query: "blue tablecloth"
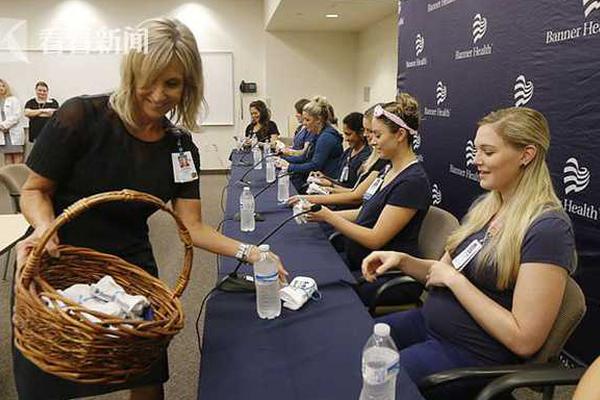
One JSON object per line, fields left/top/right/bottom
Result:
{"left": 197, "top": 152, "right": 424, "bottom": 400}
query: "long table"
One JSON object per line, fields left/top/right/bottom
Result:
{"left": 197, "top": 152, "right": 424, "bottom": 400}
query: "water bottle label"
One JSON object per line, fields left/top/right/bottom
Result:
{"left": 364, "top": 358, "right": 400, "bottom": 384}
{"left": 255, "top": 271, "right": 278, "bottom": 283}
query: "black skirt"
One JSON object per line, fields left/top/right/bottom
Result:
{"left": 11, "top": 251, "right": 169, "bottom": 400}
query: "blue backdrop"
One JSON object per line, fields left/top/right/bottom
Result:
{"left": 397, "top": 0, "right": 600, "bottom": 364}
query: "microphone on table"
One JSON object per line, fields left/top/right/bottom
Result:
{"left": 236, "top": 153, "right": 279, "bottom": 186}
{"left": 233, "top": 136, "right": 260, "bottom": 166}
{"left": 232, "top": 170, "right": 297, "bottom": 222}
{"left": 218, "top": 204, "right": 323, "bottom": 293}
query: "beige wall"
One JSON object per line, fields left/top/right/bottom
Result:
{"left": 265, "top": 31, "right": 357, "bottom": 137}
{"left": 355, "top": 13, "right": 398, "bottom": 112}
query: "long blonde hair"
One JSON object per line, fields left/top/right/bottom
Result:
{"left": 446, "top": 107, "right": 568, "bottom": 290}
{"left": 109, "top": 17, "right": 204, "bottom": 131}
{"left": 0, "top": 78, "right": 13, "bottom": 98}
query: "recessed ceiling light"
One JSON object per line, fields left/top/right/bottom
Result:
{"left": 325, "top": 14, "right": 339, "bottom": 18}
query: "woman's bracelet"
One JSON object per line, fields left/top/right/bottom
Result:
{"left": 235, "top": 243, "right": 254, "bottom": 263}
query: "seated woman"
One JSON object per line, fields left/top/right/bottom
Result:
{"left": 362, "top": 107, "right": 576, "bottom": 395}
{"left": 277, "top": 96, "right": 343, "bottom": 191}
{"left": 316, "top": 112, "right": 371, "bottom": 190}
{"left": 287, "top": 104, "right": 388, "bottom": 208}
{"left": 244, "top": 100, "right": 279, "bottom": 143}
{"left": 305, "top": 94, "right": 431, "bottom": 273}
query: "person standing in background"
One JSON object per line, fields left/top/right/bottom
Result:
{"left": 0, "top": 78, "right": 25, "bottom": 164}
{"left": 24, "top": 81, "right": 60, "bottom": 143}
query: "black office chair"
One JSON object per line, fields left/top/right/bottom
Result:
{"left": 0, "top": 163, "right": 30, "bottom": 280}
{"left": 419, "top": 277, "right": 586, "bottom": 400}
{"left": 366, "top": 206, "right": 459, "bottom": 315}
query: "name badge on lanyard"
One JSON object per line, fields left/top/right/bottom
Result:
{"left": 339, "top": 153, "right": 352, "bottom": 182}
{"left": 451, "top": 221, "right": 499, "bottom": 271}
{"left": 171, "top": 135, "right": 198, "bottom": 183}
{"left": 363, "top": 165, "right": 390, "bottom": 201}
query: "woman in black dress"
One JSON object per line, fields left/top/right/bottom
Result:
{"left": 14, "top": 17, "right": 286, "bottom": 400}
{"left": 244, "top": 100, "right": 279, "bottom": 143}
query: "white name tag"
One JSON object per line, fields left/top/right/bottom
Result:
{"left": 452, "top": 239, "right": 483, "bottom": 271}
{"left": 172, "top": 151, "right": 198, "bottom": 183}
{"left": 339, "top": 165, "right": 349, "bottom": 182}
{"left": 363, "top": 177, "right": 383, "bottom": 201}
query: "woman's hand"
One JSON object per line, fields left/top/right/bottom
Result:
{"left": 316, "top": 178, "right": 333, "bottom": 187}
{"left": 361, "top": 251, "right": 404, "bottom": 283}
{"left": 425, "top": 261, "right": 462, "bottom": 289}
{"left": 14, "top": 224, "right": 59, "bottom": 286}
{"left": 247, "top": 246, "right": 289, "bottom": 284}
{"left": 275, "top": 158, "right": 289, "bottom": 169}
{"left": 287, "top": 195, "right": 302, "bottom": 206}
{"left": 305, "top": 205, "right": 333, "bottom": 223}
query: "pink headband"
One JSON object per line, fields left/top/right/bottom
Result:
{"left": 373, "top": 104, "right": 418, "bottom": 136}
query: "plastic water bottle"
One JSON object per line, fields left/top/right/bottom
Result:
{"left": 253, "top": 244, "right": 281, "bottom": 319}
{"left": 240, "top": 187, "right": 255, "bottom": 232}
{"left": 253, "top": 146, "right": 262, "bottom": 170}
{"left": 266, "top": 157, "right": 276, "bottom": 183}
{"left": 359, "top": 323, "right": 400, "bottom": 400}
{"left": 277, "top": 168, "right": 290, "bottom": 203}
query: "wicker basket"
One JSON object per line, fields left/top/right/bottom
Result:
{"left": 13, "top": 189, "right": 193, "bottom": 384}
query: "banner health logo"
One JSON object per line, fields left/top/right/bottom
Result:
{"left": 473, "top": 14, "right": 487, "bottom": 43}
{"left": 562, "top": 157, "right": 597, "bottom": 220}
{"left": 424, "top": 81, "right": 450, "bottom": 118}
{"left": 432, "top": 184, "right": 442, "bottom": 205}
{"left": 455, "top": 13, "right": 493, "bottom": 60}
{"left": 514, "top": 75, "right": 534, "bottom": 107}
{"left": 465, "top": 139, "right": 476, "bottom": 166}
{"left": 545, "top": 0, "right": 600, "bottom": 44}
{"left": 406, "top": 33, "right": 428, "bottom": 69}
{"left": 0, "top": 18, "right": 28, "bottom": 63}
{"left": 449, "top": 139, "right": 480, "bottom": 182}
{"left": 436, "top": 81, "right": 447, "bottom": 105}
{"left": 427, "top": 0, "right": 458, "bottom": 13}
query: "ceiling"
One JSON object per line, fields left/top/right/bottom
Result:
{"left": 266, "top": 0, "right": 397, "bottom": 32}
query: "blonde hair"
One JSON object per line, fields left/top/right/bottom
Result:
{"left": 446, "top": 107, "right": 569, "bottom": 290}
{"left": 109, "top": 17, "right": 204, "bottom": 131}
{"left": 303, "top": 96, "right": 333, "bottom": 125}
{"left": 0, "top": 78, "right": 13, "bottom": 98}
{"left": 358, "top": 104, "right": 380, "bottom": 175}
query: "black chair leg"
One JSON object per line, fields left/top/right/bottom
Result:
{"left": 542, "top": 386, "right": 555, "bottom": 400}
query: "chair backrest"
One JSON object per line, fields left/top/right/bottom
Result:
{"left": 531, "top": 276, "right": 586, "bottom": 364}
{"left": 418, "top": 206, "right": 460, "bottom": 260}
{"left": 0, "top": 164, "right": 30, "bottom": 212}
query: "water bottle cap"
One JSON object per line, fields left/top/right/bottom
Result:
{"left": 243, "top": 186, "right": 250, "bottom": 191}
{"left": 374, "top": 323, "right": 390, "bottom": 337}
{"left": 258, "top": 244, "right": 270, "bottom": 252}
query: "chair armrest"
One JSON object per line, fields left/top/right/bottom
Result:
{"left": 369, "top": 275, "right": 420, "bottom": 315}
{"left": 476, "top": 366, "right": 585, "bottom": 400}
{"left": 420, "top": 363, "right": 550, "bottom": 393}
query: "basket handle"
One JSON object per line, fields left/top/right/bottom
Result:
{"left": 22, "top": 189, "right": 193, "bottom": 298}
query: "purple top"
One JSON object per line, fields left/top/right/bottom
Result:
{"left": 422, "top": 210, "right": 576, "bottom": 364}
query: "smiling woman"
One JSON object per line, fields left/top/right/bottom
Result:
{"left": 13, "top": 17, "right": 287, "bottom": 400}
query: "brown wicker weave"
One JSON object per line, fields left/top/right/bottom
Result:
{"left": 13, "top": 189, "right": 193, "bottom": 384}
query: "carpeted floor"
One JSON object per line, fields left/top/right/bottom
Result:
{"left": 0, "top": 167, "right": 576, "bottom": 399}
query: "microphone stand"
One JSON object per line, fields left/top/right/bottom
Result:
{"left": 235, "top": 153, "right": 279, "bottom": 186}
{"left": 232, "top": 170, "right": 295, "bottom": 222}
{"left": 218, "top": 205, "right": 322, "bottom": 293}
